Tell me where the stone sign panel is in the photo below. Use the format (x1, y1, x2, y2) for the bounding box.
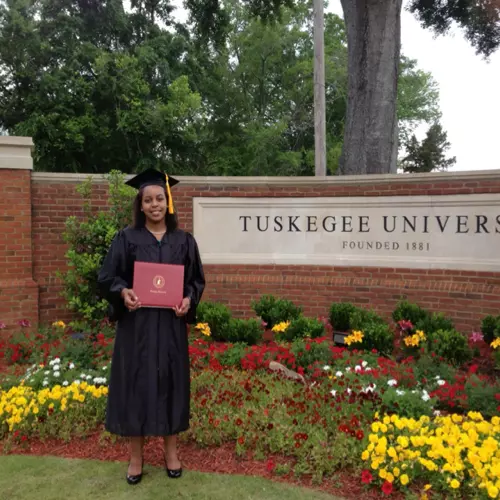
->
(192, 194, 500, 271)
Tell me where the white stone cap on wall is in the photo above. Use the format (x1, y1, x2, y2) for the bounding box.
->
(0, 136, 34, 170)
(31, 169, 500, 186)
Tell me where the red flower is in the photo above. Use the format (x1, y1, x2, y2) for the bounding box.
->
(356, 430, 364, 440)
(237, 436, 245, 445)
(382, 481, 393, 495)
(266, 459, 275, 473)
(361, 469, 373, 484)
(235, 418, 243, 426)
(267, 423, 274, 430)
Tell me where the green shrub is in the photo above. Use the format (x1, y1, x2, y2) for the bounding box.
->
(392, 300, 428, 326)
(349, 309, 385, 331)
(359, 322, 394, 356)
(217, 343, 249, 368)
(59, 171, 135, 329)
(480, 314, 500, 344)
(275, 317, 326, 342)
(290, 338, 332, 369)
(196, 302, 232, 341)
(251, 295, 302, 329)
(465, 375, 500, 418)
(415, 312, 454, 336)
(432, 329, 472, 366)
(223, 318, 263, 345)
(328, 302, 357, 332)
(381, 388, 436, 418)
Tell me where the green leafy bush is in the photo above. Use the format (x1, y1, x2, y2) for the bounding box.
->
(464, 375, 500, 418)
(217, 343, 249, 368)
(59, 171, 135, 330)
(349, 309, 385, 331)
(275, 317, 326, 342)
(360, 322, 394, 356)
(381, 388, 436, 418)
(251, 295, 302, 329)
(328, 302, 357, 332)
(432, 329, 472, 366)
(196, 302, 232, 341)
(415, 312, 454, 336)
(392, 300, 428, 326)
(290, 338, 332, 369)
(480, 314, 500, 344)
(223, 318, 263, 345)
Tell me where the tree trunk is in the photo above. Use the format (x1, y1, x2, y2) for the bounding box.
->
(338, 0, 402, 175)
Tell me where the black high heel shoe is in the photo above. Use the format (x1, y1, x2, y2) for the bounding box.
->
(126, 459, 144, 485)
(164, 455, 183, 479)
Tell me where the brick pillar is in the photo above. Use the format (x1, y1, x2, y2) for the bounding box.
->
(0, 137, 39, 336)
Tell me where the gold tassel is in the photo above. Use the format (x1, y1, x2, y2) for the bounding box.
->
(165, 174, 175, 214)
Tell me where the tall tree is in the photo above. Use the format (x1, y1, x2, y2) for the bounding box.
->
(187, 0, 500, 175)
(400, 122, 456, 173)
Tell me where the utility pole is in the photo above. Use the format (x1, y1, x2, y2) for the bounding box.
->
(313, 0, 326, 176)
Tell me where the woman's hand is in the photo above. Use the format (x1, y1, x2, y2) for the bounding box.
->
(174, 297, 191, 317)
(121, 288, 141, 311)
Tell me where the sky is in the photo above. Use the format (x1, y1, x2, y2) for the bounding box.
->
(168, 0, 500, 172)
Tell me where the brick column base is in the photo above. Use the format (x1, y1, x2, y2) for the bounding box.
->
(0, 138, 39, 337)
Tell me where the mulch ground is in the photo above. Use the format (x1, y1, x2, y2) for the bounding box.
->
(1, 430, 404, 499)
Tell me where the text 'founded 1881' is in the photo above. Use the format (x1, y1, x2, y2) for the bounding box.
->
(192, 194, 500, 271)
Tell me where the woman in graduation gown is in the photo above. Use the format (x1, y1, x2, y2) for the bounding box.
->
(97, 169, 205, 485)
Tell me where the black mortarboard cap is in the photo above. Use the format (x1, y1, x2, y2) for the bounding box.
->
(125, 168, 179, 214)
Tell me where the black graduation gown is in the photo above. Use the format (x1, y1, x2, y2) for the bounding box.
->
(97, 227, 205, 437)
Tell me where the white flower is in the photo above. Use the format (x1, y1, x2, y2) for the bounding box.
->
(330, 389, 337, 397)
(49, 359, 56, 366)
(44, 370, 50, 375)
(102, 366, 108, 370)
(365, 367, 372, 372)
(387, 379, 398, 387)
(345, 367, 351, 372)
(53, 365, 60, 372)
(435, 375, 441, 380)
(437, 379, 445, 386)
(80, 373, 86, 378)
(323, 365, 331, 371)
(85, 375, 92, 380)
(355, 365, 362, 372)
(422, 390, 431, 402)
(42, 380, 49, 386)
(69, 363, 75, 370)
(63, 381, 69, 386)
(361, 361, 368, 368)
(74, 380, 81, 385)
(53, 371, 60, 378)
(335, 371, 343, 377)
(93, 377, 107, 385)
(53, 357, 60, 364)
(396, 389, 406, 396)
(346, 388, 352, 395)
(433, 410, 441, 416)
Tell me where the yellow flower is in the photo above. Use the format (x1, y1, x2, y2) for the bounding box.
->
(271, 321, 290, 333)
(52, 320, 66, 328)
(400, 474, 409, 486)
(491, 338, 500, 350)
(450, 479, 460, 489)
(345, 330, 364, 346)
(488, 485, 499, 498)
(195, 322, 211, 337)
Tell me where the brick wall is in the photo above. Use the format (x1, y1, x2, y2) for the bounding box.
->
(1, 136, 500, 337)
(26, 171, 500, 334)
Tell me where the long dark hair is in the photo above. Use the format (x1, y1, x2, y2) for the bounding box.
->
(132, 186, 178, 231)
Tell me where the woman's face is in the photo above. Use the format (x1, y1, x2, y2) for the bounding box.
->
(141, 185, 167, 224)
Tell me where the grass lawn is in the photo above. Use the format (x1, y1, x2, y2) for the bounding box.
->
(0, 455, 341, 500)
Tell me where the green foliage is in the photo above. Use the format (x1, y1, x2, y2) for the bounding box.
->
(412, 354, 458, 382)
(400, 122, 456, 173)
(464, 375, 500, 418)
(480, 314, 500, 344)
(381, 388, 436, 418)
(223, 318, 263, 345)
(275, 317, 326, 342)
(59, 171, 135, 329)
(432, 329, 472, 367)
(360, 323, 394, 357)
(196, 302, 232, 341)
(217, 343, 248, 368)
(349, 309, 385, 331)
(328, 302, 357, 332)
(251, 295, 302, 329)
(415, 312, 455, 336)
(392, 300, 429, 326)
(290, 339, 332, 369)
